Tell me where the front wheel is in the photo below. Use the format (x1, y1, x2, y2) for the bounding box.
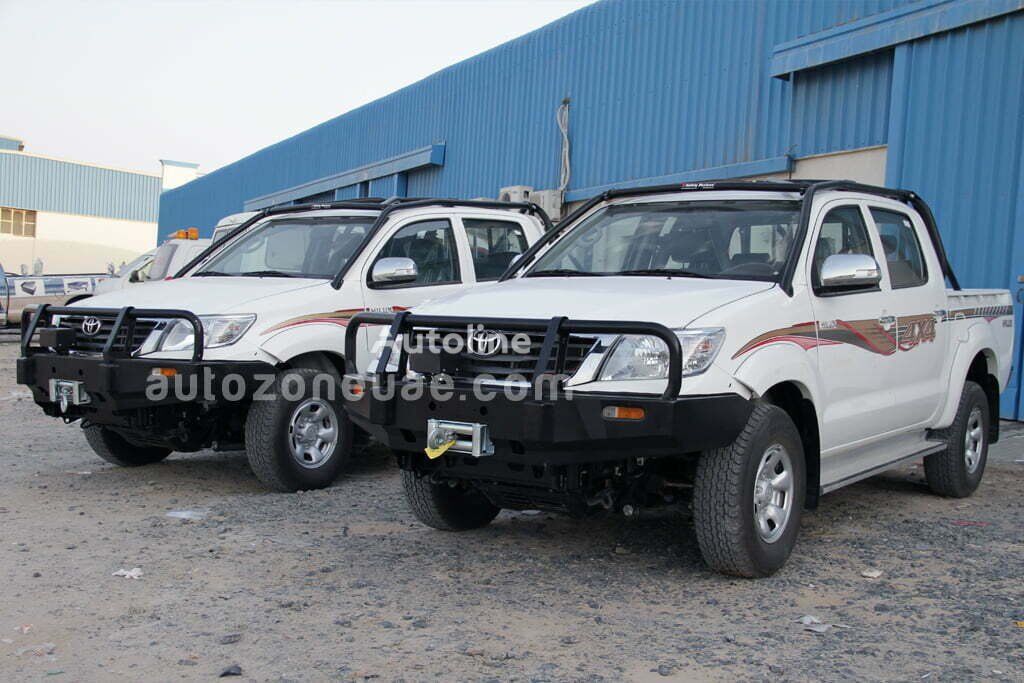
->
(401, 470, 500, 531)
(83, 426, 171, 467)
(693, 403, 805, 578)
(244, 368, 351, 492)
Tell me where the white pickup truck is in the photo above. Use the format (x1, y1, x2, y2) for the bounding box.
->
(89, 231, 212, 298)
(18, 198, 548, 491)
(343, 180, 1015, 577)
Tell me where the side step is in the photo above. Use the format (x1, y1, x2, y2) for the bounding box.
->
(820, 442, 946, 494)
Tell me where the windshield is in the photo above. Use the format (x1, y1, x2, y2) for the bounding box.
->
(529, 200, 801, 281)
(116, 251, 154, 278)
(194, 216, 375, 278)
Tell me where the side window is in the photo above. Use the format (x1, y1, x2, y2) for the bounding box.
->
(812, 205, 875, 288)
(375, 219, 460, 286)
(463, 219, 530, 281)
(870, 208, 927, 288)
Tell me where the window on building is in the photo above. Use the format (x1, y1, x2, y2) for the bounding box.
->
(1, 208, 36, 237)
(871, 208, 928, 288)
(463, 218, 530, 280)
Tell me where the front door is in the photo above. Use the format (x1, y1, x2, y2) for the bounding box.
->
(358, 217, 467, 370)
(807, 202, 897, 453)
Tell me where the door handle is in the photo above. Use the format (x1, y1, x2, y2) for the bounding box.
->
(878, 315, 896, 326)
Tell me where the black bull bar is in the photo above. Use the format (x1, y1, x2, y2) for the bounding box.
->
(21, 305, 205, 361)
(343, 310, 683, 398)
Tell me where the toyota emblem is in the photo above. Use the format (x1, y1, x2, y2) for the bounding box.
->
(81, 317, 102, 336)
(466, 329, 502, 357)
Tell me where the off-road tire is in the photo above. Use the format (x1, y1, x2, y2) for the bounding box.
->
(244, 367, 351, 492)
(401, 470, 500, 531)
(693, 403, 805, 578)
(83, 426, 171, 467)
(925, 380, 989, 498)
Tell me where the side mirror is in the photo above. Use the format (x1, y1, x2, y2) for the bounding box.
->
(819, 254, 881, 291)
(128, 269, 143, 283)
(371, 257, 418, 284)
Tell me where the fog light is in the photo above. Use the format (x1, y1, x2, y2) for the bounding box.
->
(602, 406, 645, 421)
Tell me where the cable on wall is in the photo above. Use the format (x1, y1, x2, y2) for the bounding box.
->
(557, 98, 571, 193)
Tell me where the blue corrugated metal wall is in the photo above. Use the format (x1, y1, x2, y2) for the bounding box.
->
(0, 152, 160, 222)
(885, 11, 1024, 418)
(159, 0, 906, 235)
(789, 50, 893, 157)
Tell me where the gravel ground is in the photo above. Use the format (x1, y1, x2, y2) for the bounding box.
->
(1, 341, 1022, 681)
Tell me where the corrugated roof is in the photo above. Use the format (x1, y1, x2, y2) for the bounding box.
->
(0, 151, 160, 222)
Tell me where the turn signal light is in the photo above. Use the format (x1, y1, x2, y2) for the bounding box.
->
(151, 367, 178, 377)
(602, 405, 645, 421)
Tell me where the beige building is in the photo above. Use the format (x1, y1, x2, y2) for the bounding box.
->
(0, 136, 197, 274)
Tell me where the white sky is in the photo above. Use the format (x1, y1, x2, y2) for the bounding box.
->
(1, 0, 591, 175)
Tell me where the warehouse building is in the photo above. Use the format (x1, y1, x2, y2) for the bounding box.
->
(157, 0, 1024, 418)
(0, 136, 198, 274)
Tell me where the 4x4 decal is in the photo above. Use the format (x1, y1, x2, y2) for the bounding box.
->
(733, 305, 1013, 359)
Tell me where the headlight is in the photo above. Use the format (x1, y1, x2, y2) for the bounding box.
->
(151, 314, 256, 353)
(597, 328, 725, 381)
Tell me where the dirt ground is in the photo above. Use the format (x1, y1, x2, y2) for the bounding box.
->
(1, 341, 1022, 682)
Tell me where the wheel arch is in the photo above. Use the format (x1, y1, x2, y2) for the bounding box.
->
(965, 350, 1000, 443)
(282, 350, 347, 381)
(731, 344, 823, 507)
(935, 322, 1002, 441)
(761, 380, 821, 509)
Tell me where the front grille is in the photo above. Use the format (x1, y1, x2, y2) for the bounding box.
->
(408, 328, 597, 382)
(54, 314, 162, 355)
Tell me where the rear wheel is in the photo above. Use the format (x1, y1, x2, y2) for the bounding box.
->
(925, 380, 989, 498)
(83, 426, 171, 467)
(693, 403, 805, 577)
(244, 367, 351, 492)
(401, 470, 500, 531)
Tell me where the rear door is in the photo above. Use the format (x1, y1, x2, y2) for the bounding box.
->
(458, 215, 534, 282)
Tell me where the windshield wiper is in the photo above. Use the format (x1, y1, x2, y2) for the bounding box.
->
(616, 268, 715, 279)
(193, 270, 233, 277)
(240, 270, 298, 278)
(525, 269, 605, 278)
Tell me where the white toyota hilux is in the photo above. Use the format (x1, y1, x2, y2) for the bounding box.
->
(344, 181, 1016, 577)
(18, 198, 548, 491)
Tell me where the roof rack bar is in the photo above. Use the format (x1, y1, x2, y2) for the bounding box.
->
(500, 178, 960, 293)
(328, 198, 553, 289)
(499, 180, 812, 282)
(172, 197, 550, 284)
(170, 200, 391, 279)
(779, 179, 959, 294)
